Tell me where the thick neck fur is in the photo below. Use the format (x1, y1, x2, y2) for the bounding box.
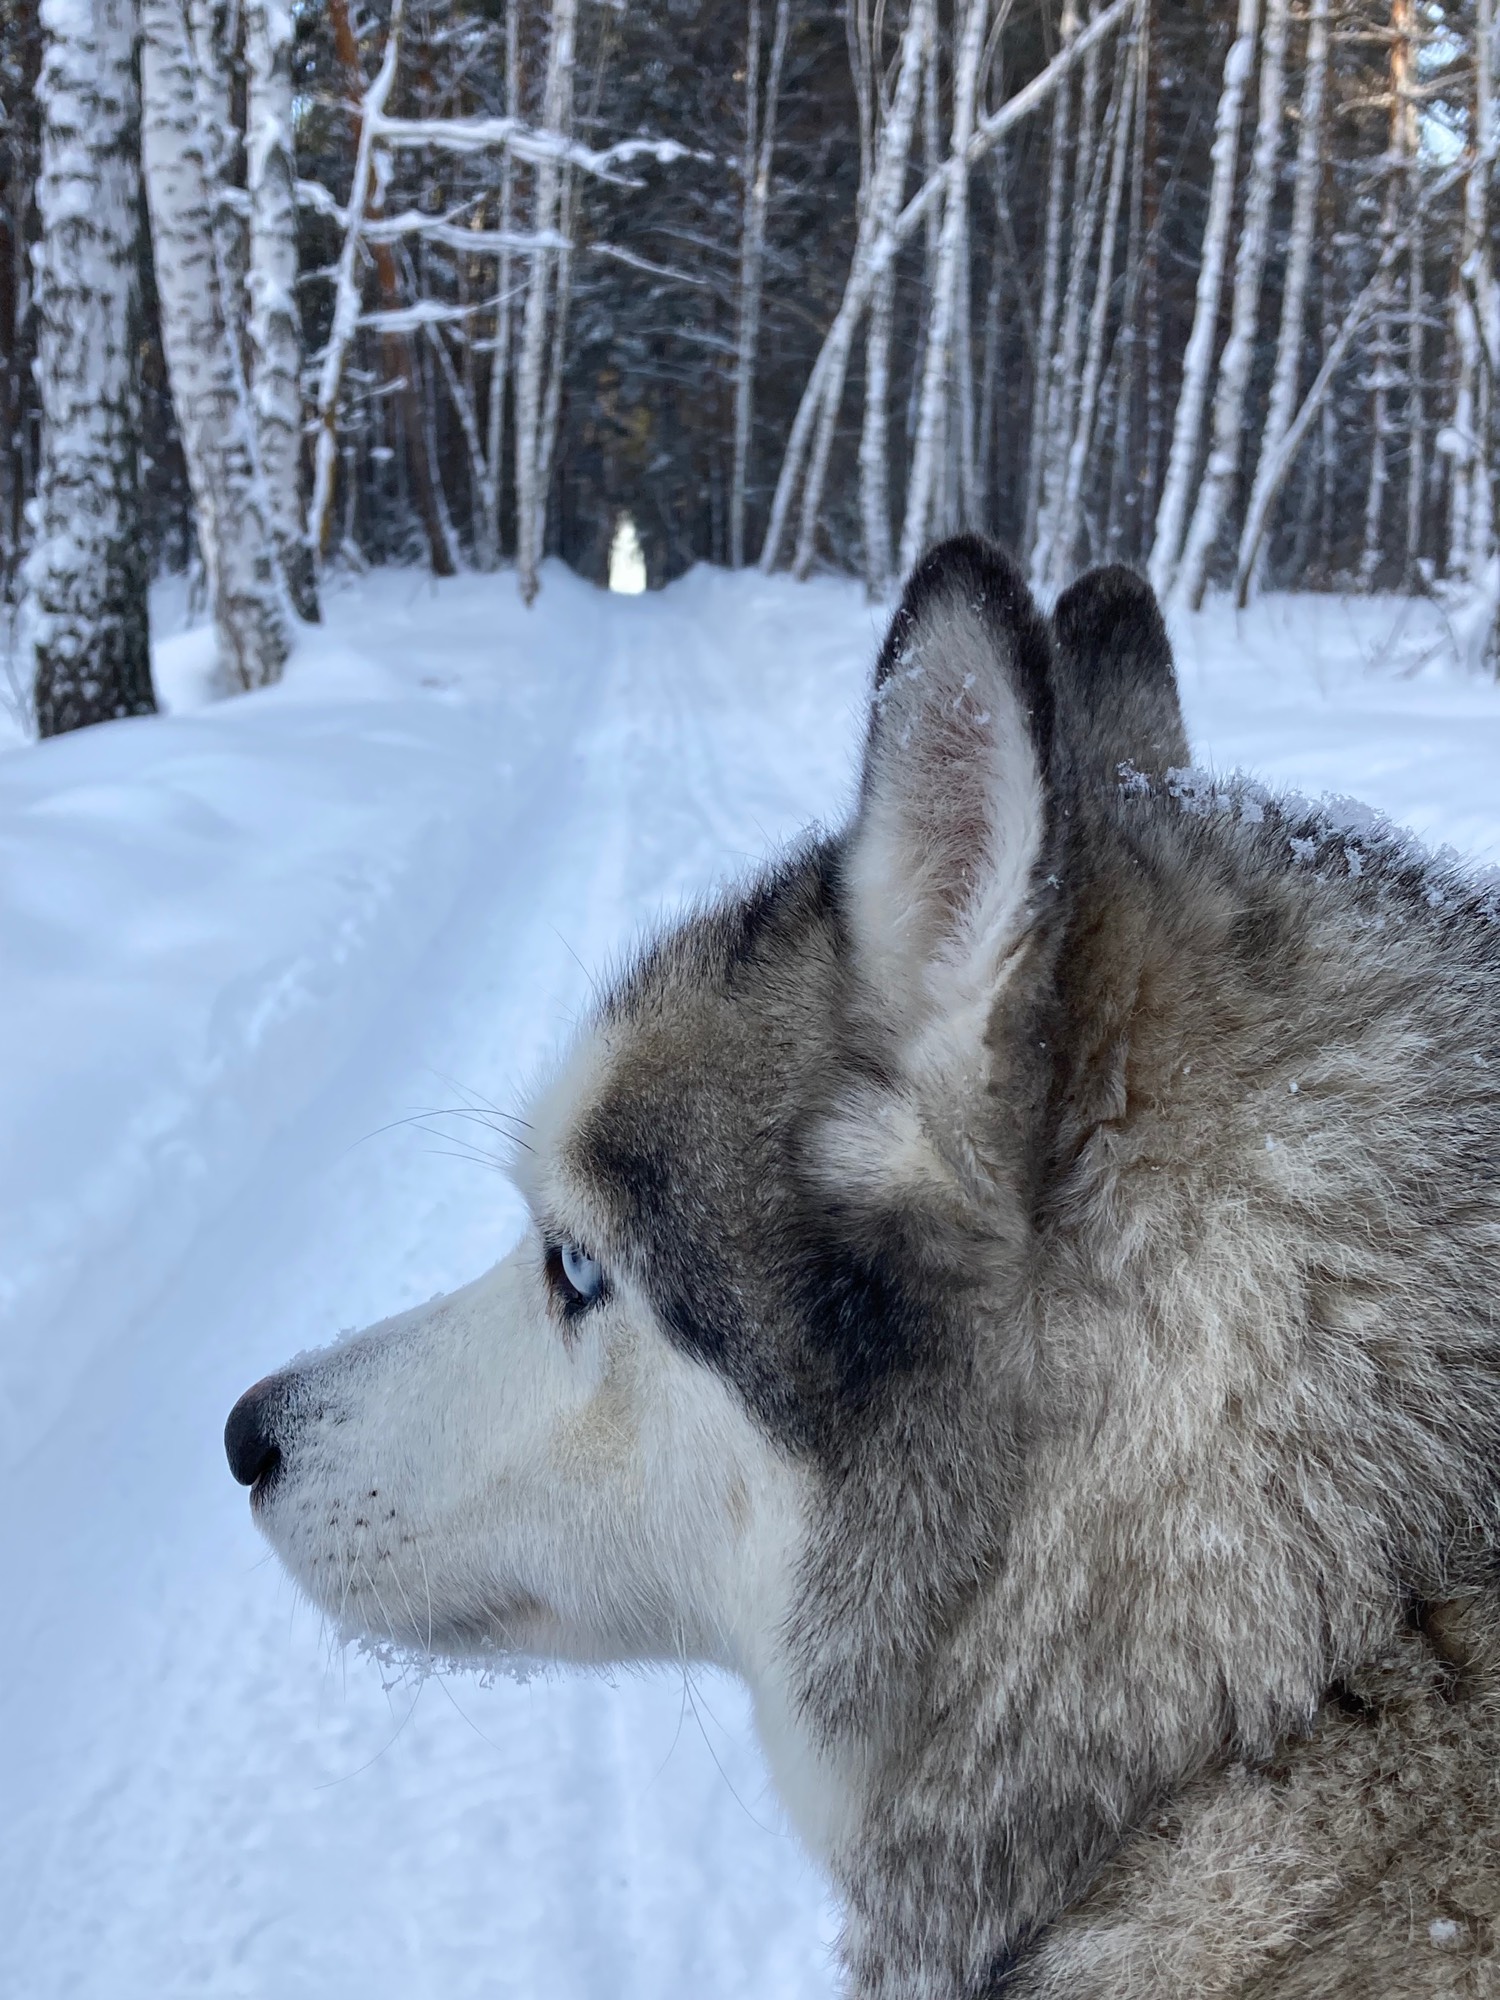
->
(792, 778, 1500, 1998)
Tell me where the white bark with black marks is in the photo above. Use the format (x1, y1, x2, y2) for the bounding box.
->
(731, 0, 791, 571)
(1148, 0, 1259, 600)
(1174, 0, 1286, 611)
(246, 0, 317, 619)
(27, 0, 156, 735)
(141, 0, 291, 691)
(899, 0, 988, 574)
(1235, 0, 1327, 605)
(514, 0, 578, 606)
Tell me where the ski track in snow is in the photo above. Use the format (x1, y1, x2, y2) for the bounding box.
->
(1, 566, 1497, 1999)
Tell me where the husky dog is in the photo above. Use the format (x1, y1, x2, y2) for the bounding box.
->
(227, 539, 1500, 1997)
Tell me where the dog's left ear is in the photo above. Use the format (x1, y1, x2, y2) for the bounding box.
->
(844, 537, 1058, 1053)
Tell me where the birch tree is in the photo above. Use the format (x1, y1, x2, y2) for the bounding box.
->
(246, 0, 317, 620)
(478, 0, 520, 573)
(787, 0, 933, 580)
(140, 0, 291, 690)
(1235, 0, 1328, 604)
(899, 0, 988, 573)
(856, 0, 933, 596)
(1359, 0, 1418, 586)
(1446, 0, 1498, 639)
(27, 0, 155, 735)
(762, 0, 1132, 578)
(514, 0, 578, 605)
(1172, 0, 1287, 611)
(730, 0, 791, 570)
(1148, 0, 1259, 601)
(1023, 3, 1078, 557)
(1042, 23, 1138, 593)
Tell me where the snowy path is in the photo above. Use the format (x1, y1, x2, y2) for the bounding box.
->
(3, 568, 1499, 1999)
(0, 567, 878, 2000)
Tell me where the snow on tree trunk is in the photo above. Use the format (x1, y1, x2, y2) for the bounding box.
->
(140, 0, 291, 691)
(1173, 0, 1286, 612)
(1147, 0, 1259, 600)
(514, 0, 578, 606)
(1234, 211, 1428, 593)
(27, 0, 155, 735)
(246, 0, 317, 621)
(898, 0, 988, 576)
(1234, 0, 1327, 605)
(309, 0, 401, 566)
(730, 0, 791, 571)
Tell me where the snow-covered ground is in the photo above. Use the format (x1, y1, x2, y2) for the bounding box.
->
(2, 564, 1499, 2000)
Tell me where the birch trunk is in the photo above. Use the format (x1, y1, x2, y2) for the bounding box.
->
(1233, 196, 1447, 590)
(731, 0, 791, 570)
(140, 0, 291, 691)
(1045, 26, 1138, 593)
(765, 0, 931, 577)
(513, 0, 577, 604)
(1033, 24, 1124, 587)
(899, 0, 989, 575)
(1105, 5, 1149, 560)
(1147, 0, 1259, 599)
(246, 0, 317, 619)
(1448, 0, 1497, 594)
(1405, 177, 1426, 577)
(860, 259, 898, 594)
(1141, 0, 1164, 546)
(760, 0, 1132, 574)
(855, 0, 925, 595)
(1359, 0, 1417, 587)
(476, 0, 519, 571)
(27, 0, 156, 734)
(1173, 0, 1286, 611)
(1022, 6, 1076, 557)
(308, 0, 403, 562)
(1234, 0, 1327, 604)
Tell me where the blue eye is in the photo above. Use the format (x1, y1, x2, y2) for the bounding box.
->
(547, 1240, 607, 1315)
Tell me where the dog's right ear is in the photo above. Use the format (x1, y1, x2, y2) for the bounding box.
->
(1050, 564, 1188, 780)
(843, 537, 1058, 1052)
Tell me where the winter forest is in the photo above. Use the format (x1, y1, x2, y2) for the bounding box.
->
(11, 4, 1500, 1991)
(2, 0, 1499, 735)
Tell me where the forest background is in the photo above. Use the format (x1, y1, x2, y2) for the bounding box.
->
(1, 0, 1497, 734)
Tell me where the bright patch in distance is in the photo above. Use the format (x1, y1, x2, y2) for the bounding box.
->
(609, 513, 647, 595)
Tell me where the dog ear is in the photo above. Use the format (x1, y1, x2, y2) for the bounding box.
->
(1050, 564, 1187, 780)
(843, 537, 1057, 1048)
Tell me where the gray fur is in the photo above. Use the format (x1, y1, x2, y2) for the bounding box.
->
(578, 540, 1500, 1993)
(232, 537, 1500, 1996)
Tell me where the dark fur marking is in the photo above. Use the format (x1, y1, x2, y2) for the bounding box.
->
(1051, 563, 1187, 780)
(871, 536, 1058, 793)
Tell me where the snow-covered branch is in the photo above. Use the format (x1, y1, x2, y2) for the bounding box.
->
(370, 113, 701, 185)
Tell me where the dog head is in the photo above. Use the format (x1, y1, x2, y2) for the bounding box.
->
(226, 540, 1178, 1750)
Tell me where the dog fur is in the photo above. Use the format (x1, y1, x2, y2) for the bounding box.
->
(228, 538, 1500, 1996)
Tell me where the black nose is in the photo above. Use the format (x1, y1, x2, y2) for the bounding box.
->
(225, 1376, 284, 1488)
